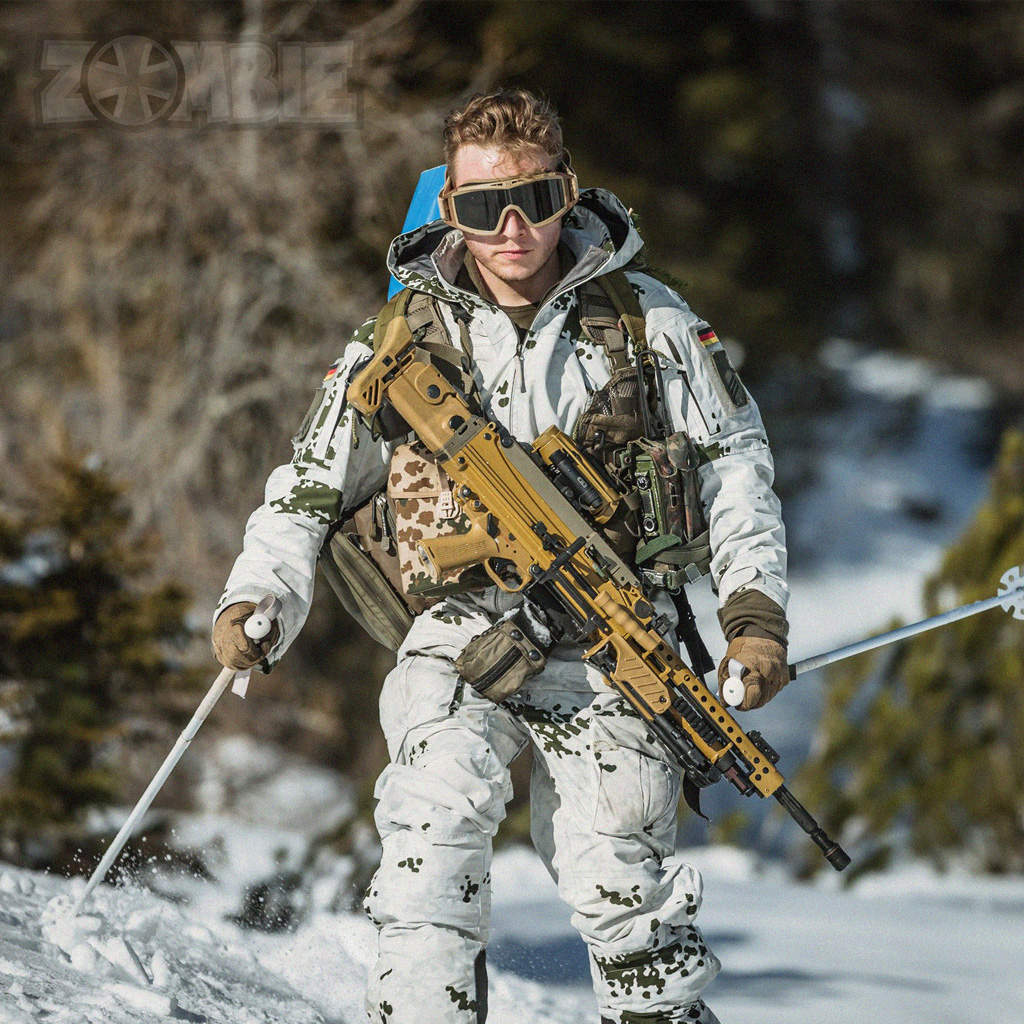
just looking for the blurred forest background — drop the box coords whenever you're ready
[1,0,1023,886]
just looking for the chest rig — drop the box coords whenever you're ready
[572,270,712,593]
[320,269,712,657]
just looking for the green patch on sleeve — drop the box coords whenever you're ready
[269,481,342,524]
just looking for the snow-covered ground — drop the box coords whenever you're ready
[1,867,327,1023]
[487,846,1024,1024]
[3,845,1023,1024]
[1,345,1015,1023]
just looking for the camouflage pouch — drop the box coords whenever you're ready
[455,617,547,702]
[571,367,649,558]
[387,441,489,599]
[631,431,711,588]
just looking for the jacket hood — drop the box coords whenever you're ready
[385,187,645,307]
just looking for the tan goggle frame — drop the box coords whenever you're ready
[438,169,580,237]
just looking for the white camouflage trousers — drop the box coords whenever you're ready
[364,592,721,1024]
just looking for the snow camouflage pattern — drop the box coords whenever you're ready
[216,187,785,1022]
[365,591,722,1024]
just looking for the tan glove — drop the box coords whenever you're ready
[717,635,789,711]
[212,601,280,671]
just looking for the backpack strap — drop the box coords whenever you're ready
[596,266,648,353]
[372,288,478,401]
[371,287,412,349]
[578,267,648,372]
[578,277,630,372]
[374,288,470,357]
[417,294,475,365]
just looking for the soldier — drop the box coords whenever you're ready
[213,89,790,1024]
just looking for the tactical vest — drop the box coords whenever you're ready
[319,268,711,651]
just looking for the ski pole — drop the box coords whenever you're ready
[722,565,1024,706]
[69,594,282,916]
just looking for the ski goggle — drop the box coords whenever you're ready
[438,170,579,236]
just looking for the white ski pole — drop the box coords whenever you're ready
[722,565,1024,707]
[69,595,282,916]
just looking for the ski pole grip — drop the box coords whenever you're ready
[243,594,283,641]
[722,657,746,707]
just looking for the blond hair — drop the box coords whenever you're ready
[442,88,567,173]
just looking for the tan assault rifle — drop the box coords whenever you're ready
[348,315,851,872]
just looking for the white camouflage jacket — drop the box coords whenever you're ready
[215,188,788,666]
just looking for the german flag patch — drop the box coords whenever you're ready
[697,324,719,347]
[324,363,340,382]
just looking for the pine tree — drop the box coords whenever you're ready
[801,429,1024,875]
[0,457,192,858]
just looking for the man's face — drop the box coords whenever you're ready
[450,143,563,296]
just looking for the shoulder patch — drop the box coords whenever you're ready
[696,324,718,347]
[292,385,327,447]
[709,346,748,409]
[688,321,749,412]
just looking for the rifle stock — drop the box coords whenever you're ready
[348,321,850,871]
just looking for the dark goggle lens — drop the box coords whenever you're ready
[452,177,569,232]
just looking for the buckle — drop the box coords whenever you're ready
[437,488,456,519]
[640,563,707,591]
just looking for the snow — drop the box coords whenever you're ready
[703,869,1024,1023]
[487,846,1024,1023]
[1,346,1016,1023]
[3,847,1024,1023]
[0,872,322,1023]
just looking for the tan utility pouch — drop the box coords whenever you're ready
[455,618,547,702]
